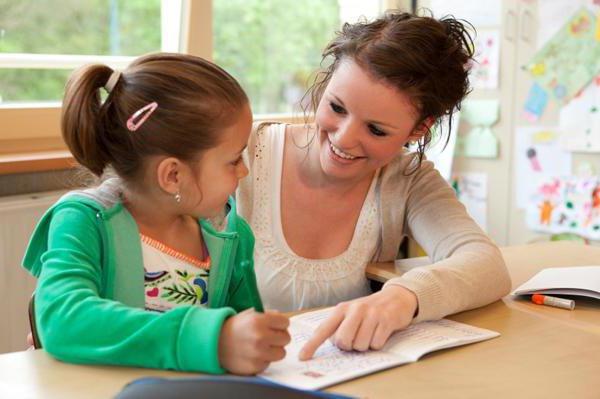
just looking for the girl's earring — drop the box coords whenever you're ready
[174,191,182,203]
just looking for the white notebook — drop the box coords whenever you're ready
[260,307,500,390]
[512,266,600,300]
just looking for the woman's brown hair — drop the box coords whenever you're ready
[303,10,475,172]
[61,53,248,183]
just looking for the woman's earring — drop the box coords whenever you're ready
[174,191,182,203]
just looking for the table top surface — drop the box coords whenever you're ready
[2,241,600,399]
[369,241,600,335]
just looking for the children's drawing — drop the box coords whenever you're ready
[527,176,600,240]
[523,82,549,122]
[526,148,542,171]
[451,173,488,231]
[515,127,572,209]
[525,7,600,105]
[537,1,600,49]
[469,29,500,89]
[560,74,600,152]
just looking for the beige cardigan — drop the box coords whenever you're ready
[238,123,511,323]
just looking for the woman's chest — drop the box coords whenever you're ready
[280,183,369,259]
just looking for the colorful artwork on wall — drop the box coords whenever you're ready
[560,75,600,152]
[525,7,600,105]
[451,172,488,231]
[526,176,600,240]
[515,126,572,209]
[469,29,500,89]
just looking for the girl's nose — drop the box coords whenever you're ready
[237,160,249,179]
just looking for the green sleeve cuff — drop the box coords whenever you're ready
[177,307,236,373]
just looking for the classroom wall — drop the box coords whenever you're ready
[421,0,600,247]
[504,1,600,246]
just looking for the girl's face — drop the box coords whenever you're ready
[187,104,252,218]
[314,59,427,182]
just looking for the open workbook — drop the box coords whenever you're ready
[260,307,500,390]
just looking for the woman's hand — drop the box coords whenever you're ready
[219,309,291,375]
[298,285,418,360]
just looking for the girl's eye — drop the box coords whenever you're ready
[368,124,387,137]
[231,156,243,166]
[330,102,346,114]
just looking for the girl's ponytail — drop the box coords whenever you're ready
[61,64,113,177]
[61,53,248,185]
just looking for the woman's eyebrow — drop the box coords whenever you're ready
[331,94,346,106]
[368,119,402,130]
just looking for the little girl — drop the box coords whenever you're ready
[22,53,290,375]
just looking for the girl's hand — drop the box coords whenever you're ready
[219,309,290,375]
[298,285,418,360]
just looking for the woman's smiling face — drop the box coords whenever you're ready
[314,59,426,182]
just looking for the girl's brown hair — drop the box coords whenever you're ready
[303,11,475,171]
[61,53,248,182]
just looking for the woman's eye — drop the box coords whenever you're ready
[330,102,345,114]
[368,124,387,137]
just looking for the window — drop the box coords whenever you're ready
[0,0,182,156]
[213,0,384,114]
[0,0,181,103]
[0,0,403,165]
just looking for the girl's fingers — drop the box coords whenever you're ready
[262,345,287,362]
[264,311,290,330]
[268,329,291,346]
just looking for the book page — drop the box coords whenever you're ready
[383,319,500,361]
[260,308,499,391]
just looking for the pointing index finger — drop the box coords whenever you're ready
[298,311,345,361]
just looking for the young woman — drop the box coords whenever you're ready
[236,11,511,359]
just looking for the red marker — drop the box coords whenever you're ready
[531,294,575,310]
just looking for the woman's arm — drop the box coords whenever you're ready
[384,160,511,322]
[300,160,511,359]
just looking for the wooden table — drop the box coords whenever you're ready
[2,241,599,398]
[368,241,600,335]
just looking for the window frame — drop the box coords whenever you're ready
[0,0,188,160]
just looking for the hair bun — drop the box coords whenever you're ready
[439,16,476,59]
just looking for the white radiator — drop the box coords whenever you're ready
[0,190,64,353]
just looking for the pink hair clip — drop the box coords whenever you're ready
[126,102,158,132]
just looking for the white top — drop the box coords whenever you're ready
[141,235,210,312]
[238,123,512,322]
[248,124,377,311]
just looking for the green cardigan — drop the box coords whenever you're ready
[22,185,262,374]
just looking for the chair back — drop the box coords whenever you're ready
[28,295,42,349]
